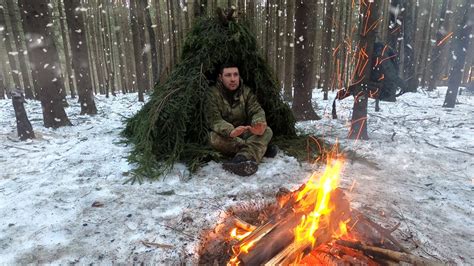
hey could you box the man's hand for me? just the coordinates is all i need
[249,122,267,136]
[230,126,249,138]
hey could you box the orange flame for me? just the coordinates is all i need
[294,155,344,247]
[230,228,252,241]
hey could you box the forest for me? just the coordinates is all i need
[0,0,473,264]
[1,0,472,123]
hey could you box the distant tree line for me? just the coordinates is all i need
[0,0,472,131]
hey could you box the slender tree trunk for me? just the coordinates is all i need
[1,6,22,93]
[92,0,106,94]
[106,4,118,96]
[154,0,165,83]
[18,0,72,128]
[247,0,255,33]
[193,0,207,17]
[0,34,13,97]
[321,0,334,99]
[283,0,294,101]
[0,72,6,99]
[56,0,77,98]
[419,0,435,88]
[428,0,449,91]
[387,0,402,50]
[64,0,97,115]
[11,92,35,140]
[169,0,178,66]
[348,0,380,140]
[5,0,34,99]
[275,0,284,89]
[264,0,271,63]
[292,0,320,121]
[443,0,472,108]
[112,4,128,93]
[402,0,417,92]
[121,0,137,93]
[145,5,158,86]
[130,0,146,101]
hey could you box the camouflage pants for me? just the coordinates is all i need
[209,127,273,163]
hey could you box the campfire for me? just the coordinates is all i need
[199,149,442,265]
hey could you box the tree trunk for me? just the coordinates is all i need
[112,4,128,93]
[443,0,472,108]
[193,0,207,17]
[5,0,34,99]
[419,0,435,88]
[348,0,380,140]
[402,0,417,92]
[18,0,72,128]
[11,92,35,140]
[106,4,118,96]
[427,0,449,91]
[154,0,165,83]
[64,0,97,115]
[169,0,178,66]
[321,0,335,98]
[56,0,77,98]
[283,0,294,101]
[0,72,6,99]
[292,0,320,121]
[130,0,146,101]
[145,2,158,86]
[387,0,402,50]
[1,5,23,93]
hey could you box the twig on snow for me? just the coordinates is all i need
[157,222,196,241]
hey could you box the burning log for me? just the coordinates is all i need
[231,188,351,265]
[233,217,256,232]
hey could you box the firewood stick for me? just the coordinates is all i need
[353,211,409,253]
[233,217,257,231]
[335,240,445,265]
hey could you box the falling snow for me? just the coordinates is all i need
[0,88,472,264]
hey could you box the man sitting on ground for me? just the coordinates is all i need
[206,63,276,176]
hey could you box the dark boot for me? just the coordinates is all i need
[223,154,258,176]
[264,144,278,158]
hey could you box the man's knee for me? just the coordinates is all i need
[209,131,242,155]
[263,126,273,142]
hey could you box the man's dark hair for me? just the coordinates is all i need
[219,62,239,74]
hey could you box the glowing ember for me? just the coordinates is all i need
[230,228,252,241]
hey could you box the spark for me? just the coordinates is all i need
[437,32,453,46]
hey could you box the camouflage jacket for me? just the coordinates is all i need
[206,80,266,137]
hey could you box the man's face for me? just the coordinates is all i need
[219,67,240,91]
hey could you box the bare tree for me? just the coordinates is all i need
[443,0,472,108]
[428,0,449,91]
[402,0,417,92]
[64,0,97,114]
[5,0,34,99]
[56,0,76,98]
[283,0,294,101]
[130,0,147,101]
[347,0,380,140]
[18,0,72,128]
[292,0,320,121]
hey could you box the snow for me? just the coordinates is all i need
[1,88,473,264]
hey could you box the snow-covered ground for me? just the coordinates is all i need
[0,88,472,264]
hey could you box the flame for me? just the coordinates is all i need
[228,147,348,265]
[294,156,344,248]
[230,228,252,241]
[332,219,350,239]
